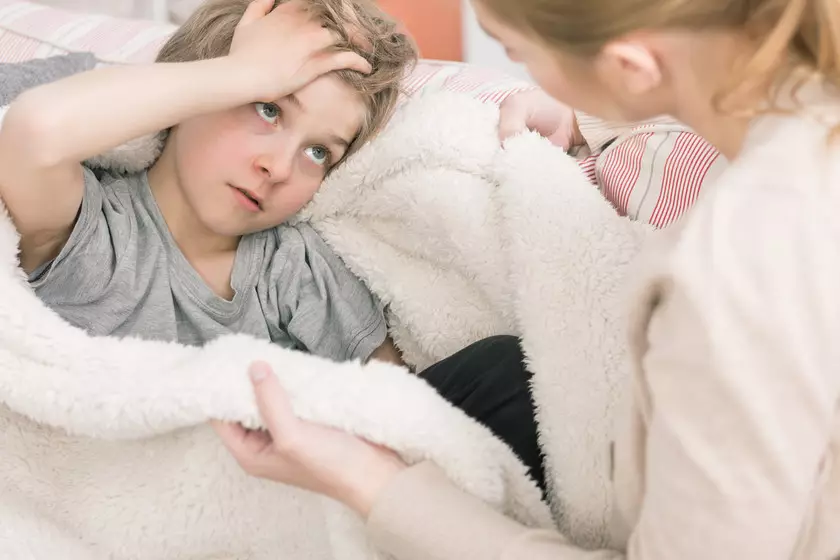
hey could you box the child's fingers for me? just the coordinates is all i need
[304,50,372,80]
[344,24,374,54]
[238,0,275,28]
[307,26,344,53]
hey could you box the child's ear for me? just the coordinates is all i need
[596,41,663,96]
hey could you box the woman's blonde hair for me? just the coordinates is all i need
[479,0,840,118]
[156,0,417,160]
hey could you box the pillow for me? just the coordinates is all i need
[0,52,96,106]
[0,0,175,64]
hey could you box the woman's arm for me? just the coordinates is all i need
[367,461,621,560]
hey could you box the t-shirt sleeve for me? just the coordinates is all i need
[28,167,125,307]
[271,223,387,363]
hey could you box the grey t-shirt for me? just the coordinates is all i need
[30,168,387,362]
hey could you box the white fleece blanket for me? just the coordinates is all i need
[300,93,653,547]
[0,92,650,558]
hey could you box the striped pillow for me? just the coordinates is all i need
[0,0,175,63]
[596,125,726,228]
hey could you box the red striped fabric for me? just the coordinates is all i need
[578,154,599,185]
[442,66,510,95]
[8,4,70,35]
[649,132,720,228]
[0,29,41,62]
[600,132,654,216]
[475,85,530,106]
[402,64,444,96]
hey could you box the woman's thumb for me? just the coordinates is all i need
[248,362,299,443]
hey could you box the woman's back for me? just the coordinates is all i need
[615,78,840,559]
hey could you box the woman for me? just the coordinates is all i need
[214,0,840,557]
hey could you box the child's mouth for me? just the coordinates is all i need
[230,185,262,212]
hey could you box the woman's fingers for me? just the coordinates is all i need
[498,96,531,141]
[248,362,305,454]
[213,361,302,469]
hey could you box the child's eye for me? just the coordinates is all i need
[255,102,280,124]
[304,146,331,167]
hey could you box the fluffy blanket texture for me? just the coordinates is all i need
[0,91,650,558]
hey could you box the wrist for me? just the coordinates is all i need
[343,452,408,518]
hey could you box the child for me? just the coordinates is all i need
[0,0,414,363]
[0,0,547,490]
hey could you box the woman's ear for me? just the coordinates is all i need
[596,40,663,96]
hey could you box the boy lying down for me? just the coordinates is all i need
[0,0,547,491]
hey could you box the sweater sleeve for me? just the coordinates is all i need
[367,462,622,560]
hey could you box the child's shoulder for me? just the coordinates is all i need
[78,166,153,223]
[262,221,326,249]
[257,221,344,274]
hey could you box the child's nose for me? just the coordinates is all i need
[253,144,295,183]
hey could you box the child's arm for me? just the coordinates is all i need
[0,59,255,272]
[0,0,369,273]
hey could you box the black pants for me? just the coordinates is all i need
[419,336,547,494]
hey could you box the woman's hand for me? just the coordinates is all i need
[213,362,407,517]
[498,89,585,151]
[228,0,372,101]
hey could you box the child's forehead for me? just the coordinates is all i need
[288,74,364,108]
[283,75,368,135]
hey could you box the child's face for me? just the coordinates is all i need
[169,75,366,237]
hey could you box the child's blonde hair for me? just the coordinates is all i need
[478,0,840,119]
[156,0,417,160]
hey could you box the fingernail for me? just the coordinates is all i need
[249,362,269,383]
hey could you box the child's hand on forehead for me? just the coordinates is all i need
[229,0,372,102]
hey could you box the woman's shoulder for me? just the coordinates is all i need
[635,104,838,320]
[683,105,840,241]
[656,109,840,335]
